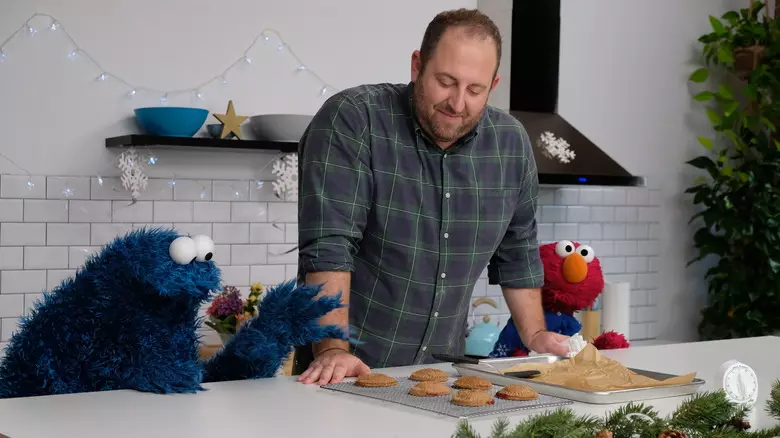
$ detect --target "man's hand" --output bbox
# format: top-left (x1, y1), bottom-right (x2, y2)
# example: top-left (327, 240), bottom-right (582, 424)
top-left (297, 348), bottom-right (370, 385)
top-left (526, 331), bottom-right (571, 357)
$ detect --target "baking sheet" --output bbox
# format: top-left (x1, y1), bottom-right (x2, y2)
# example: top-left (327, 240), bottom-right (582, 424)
top-left (453, 355), bottom-right (706, 405)
top-left (321, 377), bottom-right (573, 419)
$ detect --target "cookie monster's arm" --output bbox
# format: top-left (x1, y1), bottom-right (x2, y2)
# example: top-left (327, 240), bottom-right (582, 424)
top-left (202, 280), bottom-right (348, 382)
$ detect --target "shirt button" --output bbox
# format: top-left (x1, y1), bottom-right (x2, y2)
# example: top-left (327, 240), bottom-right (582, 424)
top-left (444, 232), bottom-right (449, 238)
top-left (434, 312), bottom-right (439, 317)
top-left (441, 273), bottom-right (446, 278)
top-left (422, 346), bottom-right (427, 351)
top-left (445, 192), bottom-right (451, 198)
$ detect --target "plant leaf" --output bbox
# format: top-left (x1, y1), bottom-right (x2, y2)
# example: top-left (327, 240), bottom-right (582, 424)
top-left (690, 68), bottom-right (709, 83)
top-left (697, 136), bottom-right (715, 149)
top-left (717, 45), bottom-right (734, 64)
top-left (694, 91), bottom-right (715, 101)
top-left (706, 108), bottom-right (722, 125)
top-left (723, 101), bottom-right (739, 117)
top-left (716, 84), bottom-right (733, 100)
top-left (709, 16), bottom-right (727, 34)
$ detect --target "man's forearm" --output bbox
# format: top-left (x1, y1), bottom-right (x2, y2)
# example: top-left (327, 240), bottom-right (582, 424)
top-left (305, 271), bottom-right (351, 356)
top-left (502, 287), bottom-right (546, 345)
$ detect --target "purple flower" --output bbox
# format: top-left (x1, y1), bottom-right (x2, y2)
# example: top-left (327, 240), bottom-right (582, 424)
top-left (207, 286), bottom-right (243, 317)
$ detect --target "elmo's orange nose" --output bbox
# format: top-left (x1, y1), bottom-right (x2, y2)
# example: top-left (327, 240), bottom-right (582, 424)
top-left (562, 253), bottom-right (588, 283)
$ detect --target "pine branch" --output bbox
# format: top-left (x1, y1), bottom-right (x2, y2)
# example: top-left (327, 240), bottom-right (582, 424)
top-left (453, 419), bottom-right (481, 438)
top-left (506, 408), bottom-right (602, 438)
top-left (766, 379), bottom-right (780, 421)
top-left (669, 390), bottom-right (741, 435)
top-left (488, 417), bottom-right (511, 438)
top-left (603, 402), bottom-right (666, 438)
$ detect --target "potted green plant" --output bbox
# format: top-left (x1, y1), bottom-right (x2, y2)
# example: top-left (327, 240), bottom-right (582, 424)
top-left (686, 1), bottom-right (780, 340)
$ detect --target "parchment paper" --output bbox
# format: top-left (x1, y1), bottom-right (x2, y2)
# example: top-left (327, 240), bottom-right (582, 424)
top-left (500, 344), bottom-right (696, 391)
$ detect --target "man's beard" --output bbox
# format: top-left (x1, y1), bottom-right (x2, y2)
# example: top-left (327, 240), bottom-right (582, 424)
top-left (413, 81), bottom-right (482, 144)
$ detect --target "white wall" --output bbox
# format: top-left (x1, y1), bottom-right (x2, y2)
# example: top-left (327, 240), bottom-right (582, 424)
top-left (0, 0), bottom-right (747, 349)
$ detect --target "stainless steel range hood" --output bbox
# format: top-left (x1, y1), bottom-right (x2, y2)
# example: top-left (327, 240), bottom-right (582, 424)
top-left (509, 0), bottom-right (644, 187)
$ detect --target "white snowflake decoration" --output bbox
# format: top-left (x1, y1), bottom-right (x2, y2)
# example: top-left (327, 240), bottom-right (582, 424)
top-left (116, 147), bottom-right (148, 200)
top-left (536, 131), bottom-right (576, 164)
top-left (271, 153), bottom-right (298, 201)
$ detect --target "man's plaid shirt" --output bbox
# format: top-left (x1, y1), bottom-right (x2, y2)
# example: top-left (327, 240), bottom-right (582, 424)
top-left (297, 82), bottom-right (543, 368)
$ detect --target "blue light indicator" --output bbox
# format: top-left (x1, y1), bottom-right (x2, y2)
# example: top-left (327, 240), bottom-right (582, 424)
top-left (578, 177), bottom-right (587, 183)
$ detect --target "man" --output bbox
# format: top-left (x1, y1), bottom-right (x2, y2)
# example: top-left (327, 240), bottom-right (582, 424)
top-left (294, 8), bottom-right (571, 386)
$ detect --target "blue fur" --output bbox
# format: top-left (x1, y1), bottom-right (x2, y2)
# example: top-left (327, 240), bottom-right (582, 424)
top-left (0, 227), bottom-right (347, 399)
top-left (488, 312), bottom-right (581, 358)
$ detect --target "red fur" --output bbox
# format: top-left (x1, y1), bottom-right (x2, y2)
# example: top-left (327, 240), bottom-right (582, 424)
top-left (540, 242), bottom-right (605, 314)
top-left (592, 331), bottom-right (631, 350)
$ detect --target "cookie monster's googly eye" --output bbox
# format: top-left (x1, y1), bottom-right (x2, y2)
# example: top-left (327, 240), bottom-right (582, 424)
top-left (192, 235), bottom-right (215, 262)
top-left (169, 236), bottom-right (197, 265)
top-left (576, 245), bottom-right (595, 263)
top-left (554, 240), bottom-right (575, 258)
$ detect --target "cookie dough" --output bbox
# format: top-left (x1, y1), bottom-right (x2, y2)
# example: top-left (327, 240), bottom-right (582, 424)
top-left (354, 373), bottom-right (398, 387)
top-left (409, 368), bottom-right (449, 382)
top-left (452, 375), bottom-right (493, 390)
top-left (451, 389), bottom-right (495, 407)
top-left (408, 381), bottom-right (452, 397)
top-left (495, 384), bottom-right (539, 401)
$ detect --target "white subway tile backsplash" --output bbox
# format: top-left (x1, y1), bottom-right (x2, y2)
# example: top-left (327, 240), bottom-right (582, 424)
top-left (213, 180), bottom-right (249, 202)
top-left (1, 223), bottom-right (45, 246)
top-left (578, 189), bottom-right (603, 205)
top-left (250, 223), bottom-right (286, 243)
top-left (213, 223), bottom-right (250, 244)
top-left (0, 175), bottom-right (662, 342)
top-left (153, 201), bottom-right (193, 222)
top-left (0, 247), bottom-right (23, 270)
top-left (173, 179), bottom-right (212, 201)
top-left (23, 247), bottom-right (68, 270)
top-left (193, 202), bottom-right (231, 223)
top-left (231, 202), bottom-right (267, 222)
top-left (541, 206), bottom-right (566, 223)
top-left (0, 294), bottom-right (24, 318)
top-left (111, 201), bottom-right (153, 223)
top-left (173, 223), bottom-right (212, 237)
top-left (91, 223), bottom-right (133, 246)
top-left (554, 188), bottom-right (579, 205)
top-left (1, 270), bottom-right (46, 294)
top-left (0, 200), bottom-right (23, 222)
top-left (47, 177), bottom-right (90, 200)
top-left (23, 200), bottom-right (69, 222)
top-left (1, 175), bottom-right (46, 199)
top-left (69, 200), bottom-right (111, 223)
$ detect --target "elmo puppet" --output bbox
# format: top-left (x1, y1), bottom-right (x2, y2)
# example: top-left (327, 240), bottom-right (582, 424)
top-left (488, 240), bottom-right (629, 357)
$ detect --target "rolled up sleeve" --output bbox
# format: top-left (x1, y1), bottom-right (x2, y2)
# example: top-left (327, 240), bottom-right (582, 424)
top-left (297, 93), bottom-right (372, 274)
top-left (487, 127), bottom-right (544, 289)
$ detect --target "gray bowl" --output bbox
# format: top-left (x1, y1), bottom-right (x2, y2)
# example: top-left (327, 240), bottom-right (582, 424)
top-left (248, 114), bottom-right (313, 142)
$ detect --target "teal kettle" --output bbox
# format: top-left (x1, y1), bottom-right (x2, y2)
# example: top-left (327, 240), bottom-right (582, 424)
top-left (465, 297), bottom-right (501, 357)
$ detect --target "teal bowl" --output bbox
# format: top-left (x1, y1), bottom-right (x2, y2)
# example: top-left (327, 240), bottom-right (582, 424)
top-left (134, 107), bottom-right (209, 137)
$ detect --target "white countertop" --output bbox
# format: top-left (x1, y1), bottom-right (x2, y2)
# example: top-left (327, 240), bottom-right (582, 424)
top-left (0, 336), bottom-right (778, 437)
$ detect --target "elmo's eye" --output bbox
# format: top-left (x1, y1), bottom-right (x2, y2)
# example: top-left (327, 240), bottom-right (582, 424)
top-left (192, 235), bottom-right (215, 262)
top-left (169, 236), bottom-right (197, 265)
top-left (577, 245), bottom-right (595, 263)
top-left (554, 240), bottom-right (575, 258)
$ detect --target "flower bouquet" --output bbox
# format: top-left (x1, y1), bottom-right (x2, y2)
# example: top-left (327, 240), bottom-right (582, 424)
top-left (204, 282), bottom-right (264, 344)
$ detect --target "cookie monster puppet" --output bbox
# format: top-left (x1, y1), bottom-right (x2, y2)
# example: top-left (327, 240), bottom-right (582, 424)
top-left (0, 227), bottom-right (347, 399)
top-left (489, 240), bottom-right (629, 358)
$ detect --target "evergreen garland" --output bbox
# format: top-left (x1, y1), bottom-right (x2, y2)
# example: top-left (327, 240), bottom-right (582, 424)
top-left (452, 380), bottom-right (780, 438)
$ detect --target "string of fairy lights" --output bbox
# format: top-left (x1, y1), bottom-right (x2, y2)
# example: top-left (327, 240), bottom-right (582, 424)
top-left (0, 12), bottom-right (329, 210)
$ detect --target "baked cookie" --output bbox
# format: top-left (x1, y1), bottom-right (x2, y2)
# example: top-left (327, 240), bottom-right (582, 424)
top-left (354, 373), bottom-right (398, 388)
top-left (408, 381), bottom-right (451, 397)
top-left (451, 389), bottom-right (495, 407)
top-left (409, 368), bottom-right (449, 382)
top-left (452, 375), bottom-right (493, 390)
top-left (496, 384), bottom-right (539, 401)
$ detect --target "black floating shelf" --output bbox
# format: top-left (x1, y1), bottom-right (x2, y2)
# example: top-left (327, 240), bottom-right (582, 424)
top-left (105, 135), bottom-right (298, 153)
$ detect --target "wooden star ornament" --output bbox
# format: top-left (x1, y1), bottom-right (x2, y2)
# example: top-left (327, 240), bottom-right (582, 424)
top-left (213, 100), bottom-right (248, 140)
